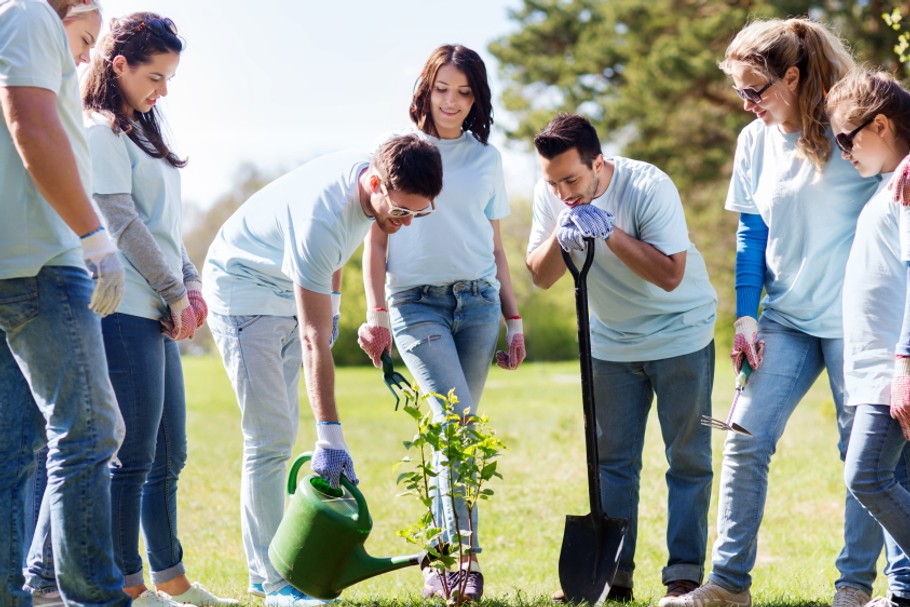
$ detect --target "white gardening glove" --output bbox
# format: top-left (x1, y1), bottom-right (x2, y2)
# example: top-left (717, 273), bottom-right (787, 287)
top-left (891, 356), bottom-right (910, 440)
top-left (80, 228), bottom-right (125, 317)
top-left (731, 316), bottom-right (764, 374)
top-left (312, 422), bottom-right (358, 489)
top-left (556, 205), bottom-right (614, 252)
top-left (185, 280), bottom-right (207, 329)
top-left (890, 153), bottom-right (910, 207)
top-left (496, 316), bottom-right (526, 370)
top-left (161, 294), bottom-right (197, 341)
top-left (357, 307), bottom-right (392, 368)
top-left (330, 291), bottom-right (341, 348)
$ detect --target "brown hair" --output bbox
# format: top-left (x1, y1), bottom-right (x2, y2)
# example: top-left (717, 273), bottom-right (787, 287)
top-left (534, 113), bottom-right (603, 168)
top-left (410, 44), bottom-right (493, 144)
top-left (372, 134), bottom-right (443, 200)
top-left (826, 67), bottom-right (910, 147)
top-left (719, 17), bottom-right (854, 170)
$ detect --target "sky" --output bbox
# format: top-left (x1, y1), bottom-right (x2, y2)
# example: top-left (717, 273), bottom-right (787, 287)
top-left (98, 0), bottom-right (541, 213)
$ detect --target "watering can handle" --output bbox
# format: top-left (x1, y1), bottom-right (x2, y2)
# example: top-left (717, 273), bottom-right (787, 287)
top-left (285, 452), bottom-right (370, 520)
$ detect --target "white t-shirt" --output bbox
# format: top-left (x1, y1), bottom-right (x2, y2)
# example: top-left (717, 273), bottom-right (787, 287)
top-left (385, 131), bottom-right (509, 293)
top-left (528, 156), bottom-right (717, 362)
top-left (843, 174), bottom-right (910, 406)
top-left (203, 151), bottom-right (372, 316)
top-left (725, 119), bottom-right (880, 337)
top-left (0, 0), bottom-right (88, 278)
top-left (86, 113), bottom-right (183, 320)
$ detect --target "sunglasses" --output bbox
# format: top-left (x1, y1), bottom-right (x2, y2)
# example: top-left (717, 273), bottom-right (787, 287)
top-left (380, 182), bottom-right (435, 218)
top-left (732, 80), bottom-right (775, 104)
top-left (134, 17), bottom-right (178, 38)
top-left (835, 117), bottom-right (875, 154)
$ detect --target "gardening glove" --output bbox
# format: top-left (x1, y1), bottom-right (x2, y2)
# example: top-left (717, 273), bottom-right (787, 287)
top-left (185, 280), bottom-right (207, 329)
top-left (161, 295), bottom-right (197, 341)
top-left (80, 228), bottom-right (125, 317)
top-left (358, 307), bottom-right (392, 368)
top-left (330, 291), bottom-right (341, 348)
top-left (731, 316), bottom-right (764, 374)
top-left (312, 422), bottom-right (359, 489)
top-left (891, 357), bottom-right (910, 440)
top-left (496, 316), bottom-right (526, 370)
top-left (890, 153), bottom-right (910, 207)
top-left (556, 205), bottom-right (614, 252)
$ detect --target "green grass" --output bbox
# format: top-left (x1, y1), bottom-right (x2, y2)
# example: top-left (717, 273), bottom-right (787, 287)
top-left (177, 352), bottom-right (889, 606)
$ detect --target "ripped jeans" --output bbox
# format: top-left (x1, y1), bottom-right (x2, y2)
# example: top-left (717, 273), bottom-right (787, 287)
top-left (389, 280), bottom-right (501, 554)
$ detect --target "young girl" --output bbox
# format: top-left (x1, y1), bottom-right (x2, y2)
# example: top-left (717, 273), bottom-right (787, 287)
top-left (827, 67), bottom-right (910, 607)
top-left (663, 19), bottom-right (884, 607)
top-left (28, 12), bottom-right (230, 607)
top-left (358, 44), bottom-right (525, 602)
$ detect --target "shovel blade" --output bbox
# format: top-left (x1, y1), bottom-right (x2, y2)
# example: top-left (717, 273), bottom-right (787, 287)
top-left (558, 513), bottom-right (627, 605)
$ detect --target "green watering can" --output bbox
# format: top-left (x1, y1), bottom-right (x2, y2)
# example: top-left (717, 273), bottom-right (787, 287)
top-left (268, 452), bottom-right (423, 600)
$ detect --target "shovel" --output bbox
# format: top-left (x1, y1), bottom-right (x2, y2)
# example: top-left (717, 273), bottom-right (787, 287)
top-left (381, 351), bottom-right (412, 410)
top-left (701, 361), bottom-right (753, 437)
top-left (558, 239), bottom-right (629, 605)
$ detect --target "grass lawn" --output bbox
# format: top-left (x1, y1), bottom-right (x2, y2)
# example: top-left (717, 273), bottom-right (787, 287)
top-left (177, 351), bottom-right (889, 606)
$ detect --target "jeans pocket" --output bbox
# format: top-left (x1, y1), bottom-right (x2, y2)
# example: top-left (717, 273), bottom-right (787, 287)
top-left (477, 280), bottom-right (500, 305)
top-left (389, 287), bottom-right (425, 308)
top-left (0, 277), bottom-right (40, 331)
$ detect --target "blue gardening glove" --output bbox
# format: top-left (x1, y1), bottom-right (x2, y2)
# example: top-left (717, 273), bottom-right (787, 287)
top-left (556, 205), bottom-right (614, 251)
top-left (330, 291), bottom-right (341, 348)
top-left (312, 422), bottom-right (358, 489)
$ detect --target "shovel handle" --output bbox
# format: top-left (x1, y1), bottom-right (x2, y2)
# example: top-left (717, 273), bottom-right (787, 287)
top-left (561, 238), bottom-right (597, 284)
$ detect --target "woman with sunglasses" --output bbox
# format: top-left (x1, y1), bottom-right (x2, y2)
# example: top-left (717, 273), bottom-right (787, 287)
top-left (27, 13), bottom-right (235, 607)
top-left (663, 19), bottom-right (883, 607)
top-left (358, 44), bottom-right (525, 602)
top-left (828, 67), bottom-right (910, 607)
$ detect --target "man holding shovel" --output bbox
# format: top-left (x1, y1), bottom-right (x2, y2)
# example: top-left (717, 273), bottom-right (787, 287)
top-left (526, 114), bottom-right (717, 601)
top-left (202, 135), bottom-right (442, 607)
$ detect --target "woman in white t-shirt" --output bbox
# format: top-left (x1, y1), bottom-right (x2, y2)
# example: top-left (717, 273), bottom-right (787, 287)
top-left (358, 44), bottom-right (525, 602)
top-left (828, 68), bottom-right (910, 607)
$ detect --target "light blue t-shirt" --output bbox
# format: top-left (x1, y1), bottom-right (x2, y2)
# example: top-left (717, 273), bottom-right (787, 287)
top-left (203, 151), bottom-right (372, 316)
top-left (86, 113), bottom-right (183, 320)
top-left (725, 119), bottom-right (880, 337)
top-left (0, 0), bottom-right (88, 278)
top-left (528, 156), bottom-right (717, 362)
top-left (843, 175), bottom-right (910, 406)
top-left (386, 131), bottom-right (509, 293)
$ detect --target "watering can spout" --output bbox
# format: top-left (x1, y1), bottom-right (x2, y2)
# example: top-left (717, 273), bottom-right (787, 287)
top-left (268, 453), bottom-right (423, 600)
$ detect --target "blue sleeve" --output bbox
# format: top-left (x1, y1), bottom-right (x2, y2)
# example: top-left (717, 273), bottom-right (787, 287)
top-left (735, 212), bottom-right (768, 319)
top-left (898, 262), bottom-right (910, 357)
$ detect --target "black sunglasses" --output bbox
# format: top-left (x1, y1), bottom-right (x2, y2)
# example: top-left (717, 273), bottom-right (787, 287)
top-left (835, 117), bottom-right (875, 154)
top-left (732, 81), bottom-right (775, 104)
top-left (134, 17), bottom-right (178, 38)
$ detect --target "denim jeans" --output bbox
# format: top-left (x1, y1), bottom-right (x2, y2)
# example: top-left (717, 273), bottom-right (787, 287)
top-left (209, 312), bottom-right (301, 593)
top-left (591, 341), bottom-right (715, 588)
top-left (0, 266), bottom-right (127, 607)
top-left (389, 280), bottom-right (501, 554)
top-left (710, 317), bottom-right (883, 593)
top-left (845, 404), bottom-right (910, 596)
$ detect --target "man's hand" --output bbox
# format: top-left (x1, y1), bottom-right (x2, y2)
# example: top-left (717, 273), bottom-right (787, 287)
top-left (732, 316), bottom-right (764, 374)
top-left (357, 307), bottom-right (392, 367)
top-left (185, 280), bottom-right (207, 329)
top-left (81, 228), bottom-right (124, 317)
top-left (556, 205), bottom-right (614, 251)
top-left (495, 316), bottom-right (526, 370)
top-left (311, 422), bottom-right (358, 489)
top-left (330, 291), bottom-right (341, 348)
top-left (161, 295), bottom-right (197, 341)
top-left (892, 357), bottom-right (910, 440)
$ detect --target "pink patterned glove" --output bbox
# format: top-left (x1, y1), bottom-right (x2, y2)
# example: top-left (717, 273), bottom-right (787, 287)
top-left (496, 316), bottom-right (526, 370)
top-left (890, 154), bottom-right (910, 207)
top-left (161, 295), bottom-right (197, 341)
top-left (731, 316), bottom-right (764, 374)
top-left (891, 356), bottom-right (910, 440)
top-left (185, 280), bottom-right (207, 329)
top-left (357, 307), bottom-right (392, 368)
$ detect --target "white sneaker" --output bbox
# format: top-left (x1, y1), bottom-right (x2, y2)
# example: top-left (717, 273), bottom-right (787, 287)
top-left (163, 582), bottom-right (240, 607)
top-left (658, 582), bottom-right (751, 607)
top-left (834, 586), bottom-right (871, 607)
top-left (133, 589), bottom-right (192, 607)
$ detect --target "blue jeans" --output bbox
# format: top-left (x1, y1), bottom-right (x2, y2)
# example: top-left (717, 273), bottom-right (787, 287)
top-left (710, 317), bottom-right (883, 593)
top-left (0, 266), bottom-right (127, 607)
top-left (845, 404), bottom-right (910, 597)
top-left (209, 312), bottom-right (301, 593)
top-left (592, 341), bottom-right (715, 588)
top-left (389, 280), bottom-right (501, 554)
top-left (100, 313), bottom-right (189, 587)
